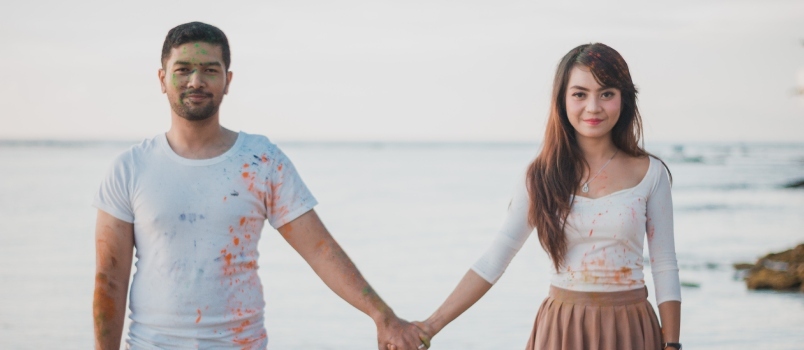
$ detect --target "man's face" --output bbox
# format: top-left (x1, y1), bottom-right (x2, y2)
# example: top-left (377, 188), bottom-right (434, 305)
top-left (159, 42), bottom-right (232, 121)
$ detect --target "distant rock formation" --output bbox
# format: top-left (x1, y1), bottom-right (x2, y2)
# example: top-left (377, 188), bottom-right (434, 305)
top-left (734, 244), bottom-right (804, 292)
top-left (784, 179), bottom-right (804, 189)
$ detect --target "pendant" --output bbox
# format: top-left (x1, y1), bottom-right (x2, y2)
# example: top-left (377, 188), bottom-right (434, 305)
top-left (582, 183), bottom-right (589, 193)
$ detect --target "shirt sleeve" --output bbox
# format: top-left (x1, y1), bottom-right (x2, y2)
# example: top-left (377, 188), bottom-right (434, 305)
top-left (265, 148), bottom-right (318, 229)
top-left (93, 151), bottom-right (135, 223)
top-left (646, 158), bottom-right (682, 304)
top-left (470, 179), bottom-right (534, 284)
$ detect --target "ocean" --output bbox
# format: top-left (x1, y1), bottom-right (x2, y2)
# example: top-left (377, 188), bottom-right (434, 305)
top-left (0, 140), bottom-right (802, 349)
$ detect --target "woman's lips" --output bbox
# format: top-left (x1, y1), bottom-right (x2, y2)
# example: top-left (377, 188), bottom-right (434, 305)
top-left (584, 118), bottom-right (603, 126)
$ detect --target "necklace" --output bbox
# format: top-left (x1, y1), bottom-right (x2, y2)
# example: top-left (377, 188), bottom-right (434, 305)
top-left (582, 149), bottom-right (619, 193)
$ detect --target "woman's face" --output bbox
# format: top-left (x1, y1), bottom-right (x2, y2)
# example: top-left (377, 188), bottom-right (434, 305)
top-left (565, 65), bottom-right (622, 140)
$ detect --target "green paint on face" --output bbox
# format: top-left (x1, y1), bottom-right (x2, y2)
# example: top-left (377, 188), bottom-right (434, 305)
top-left (194, 43), bottom-right (200, 48)
top-left (200, 48), bottom-right (208, 55)
top-left (171, 73), bottom-right (178, 87)
top-left (361, 286), bottom-right (372, 296)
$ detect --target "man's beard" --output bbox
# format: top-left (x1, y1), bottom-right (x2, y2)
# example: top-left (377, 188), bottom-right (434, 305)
top-left (171, 89), bottom-right (221, 121)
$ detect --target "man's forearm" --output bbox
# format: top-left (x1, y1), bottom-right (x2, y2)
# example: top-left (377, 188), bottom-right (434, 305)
top-left (279, 211), bottom-right (428, 349)
top-left (305, 234), bottom-right (395, 323)
top-left (93, 271), bottom-right (129, 349)
top-left (278, 211), bottom-right (396, 322)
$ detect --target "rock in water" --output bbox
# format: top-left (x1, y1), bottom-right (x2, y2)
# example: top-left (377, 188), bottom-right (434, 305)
top-left (746, 269), bottom-right (800, 290)
top-left (743, 244), bottom-right (804, 292)
top-left (783, 179), bottom-right (804, 188)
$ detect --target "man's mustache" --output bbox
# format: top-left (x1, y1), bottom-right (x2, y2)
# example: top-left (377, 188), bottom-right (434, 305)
top-left (181, 90), bottom-right (214, 99)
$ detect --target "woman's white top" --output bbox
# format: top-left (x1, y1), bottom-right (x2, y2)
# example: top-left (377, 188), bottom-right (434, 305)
top-left (471, 156), bottom-right (681, 305)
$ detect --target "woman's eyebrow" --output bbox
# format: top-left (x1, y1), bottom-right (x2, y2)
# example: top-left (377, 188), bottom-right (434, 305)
top-left (569, 85), bottom-right (615, 91)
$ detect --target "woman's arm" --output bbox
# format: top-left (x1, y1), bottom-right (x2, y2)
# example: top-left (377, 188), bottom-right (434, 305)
top-left (415, 179), bottom-right (534, 343)
top-left (415, 270), bottom-right (492, 337)
top-left (658, 301), bottom-right (681, 343)
top-left (646, 159), bottom-right (682, 343)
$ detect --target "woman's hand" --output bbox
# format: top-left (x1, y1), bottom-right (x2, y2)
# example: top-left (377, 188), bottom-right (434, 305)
top-left (384, 320), bottom-right (432, 350)
top-left (412, 321), bottom-right (435, 348)
top-left (391, 270), bottom-right (493, 350)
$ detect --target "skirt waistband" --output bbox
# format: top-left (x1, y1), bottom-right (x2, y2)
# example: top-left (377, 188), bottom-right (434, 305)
top-left (548, 286), bottom-right (648, 306)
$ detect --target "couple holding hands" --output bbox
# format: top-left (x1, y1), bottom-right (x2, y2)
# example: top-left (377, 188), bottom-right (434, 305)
top-left (93, 22), bottom-right (681, 350)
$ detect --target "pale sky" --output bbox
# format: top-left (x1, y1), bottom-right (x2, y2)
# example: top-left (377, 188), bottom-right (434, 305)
top-left (1, 0), bottom-right (803, 142)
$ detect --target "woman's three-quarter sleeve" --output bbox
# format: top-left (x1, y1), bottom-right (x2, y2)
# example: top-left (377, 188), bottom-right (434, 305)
top-left (471, 180), bottom-right (534, 284)
top-left (646, 161), bottom-right (682, 304)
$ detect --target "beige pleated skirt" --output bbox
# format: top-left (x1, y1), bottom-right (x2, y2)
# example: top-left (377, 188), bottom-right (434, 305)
top-left (526, 286), bottom-right (662, 350)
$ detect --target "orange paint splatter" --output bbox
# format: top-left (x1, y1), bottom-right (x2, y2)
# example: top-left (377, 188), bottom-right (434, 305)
top-left (231, 320), bottom-right (250, 334)
top-left (233, 237), bottom-right (240, 246)
top-left (589, 229), bottom-right (594, 237)
top-left (234, 338), bottom-right (253, 345)
top-left (261, 154), bottom-right (268, 163)
top-left (196, 308), bottom-right (202, 323)
top-left (611, 266), bottom-right (633, 284)
top-left (243, 163), bottom-right (249, 168)
top-left (229, 226), bottom-right (234, 233)
top-left (241, 172), bottom-right (249, 179)
top-left (239, 217), bottom-right (246, 226)
top-left (277, 163), bottom-right (283, 171)
top-left (244, 261), bottom-right (257, 270)
top-left (245, 234), bottom-right (251, 240)
top-left (223, 196), bottom-right (227, 202)
top-left (224, 253), bottom-right (233, 266)
top-left (272, 205), bottom-right (289, 218)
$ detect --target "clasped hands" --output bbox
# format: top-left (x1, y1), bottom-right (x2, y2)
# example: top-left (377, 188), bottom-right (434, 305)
top-left (377, 315), bottom-right (436, 350)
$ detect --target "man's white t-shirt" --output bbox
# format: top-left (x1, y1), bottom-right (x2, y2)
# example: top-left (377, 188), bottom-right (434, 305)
top-left (94, 131), bottom-right (317, 349)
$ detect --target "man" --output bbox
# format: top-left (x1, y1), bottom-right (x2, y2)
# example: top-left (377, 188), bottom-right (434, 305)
top-left (93, 22), bottom-right (429, 350)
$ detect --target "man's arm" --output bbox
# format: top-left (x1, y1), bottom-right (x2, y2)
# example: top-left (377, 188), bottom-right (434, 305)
top-left (278, 210), bottom-right (428, 350)
top-left (94, 210), bottom-right (134, 350)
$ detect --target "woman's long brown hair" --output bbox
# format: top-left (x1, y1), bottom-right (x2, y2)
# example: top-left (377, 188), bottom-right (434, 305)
top-left (527, 43), bottom-right (667, 270)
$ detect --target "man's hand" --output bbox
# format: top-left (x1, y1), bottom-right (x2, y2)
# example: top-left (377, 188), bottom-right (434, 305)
top-left (380, 315), bottom-right (431, 350)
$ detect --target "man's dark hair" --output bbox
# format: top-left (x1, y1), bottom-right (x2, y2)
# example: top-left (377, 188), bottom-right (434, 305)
top-left (161, 22), bottom-right (231, 71)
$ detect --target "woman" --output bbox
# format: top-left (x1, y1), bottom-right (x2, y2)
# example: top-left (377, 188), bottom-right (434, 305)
top-left (412, 43), bottom-right (681, 350)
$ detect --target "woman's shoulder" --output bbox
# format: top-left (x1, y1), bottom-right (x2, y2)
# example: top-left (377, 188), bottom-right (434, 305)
top-left (620, 154), bottom-right (652, 181)
top-left (640, 155), bottom-right (672, 191)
